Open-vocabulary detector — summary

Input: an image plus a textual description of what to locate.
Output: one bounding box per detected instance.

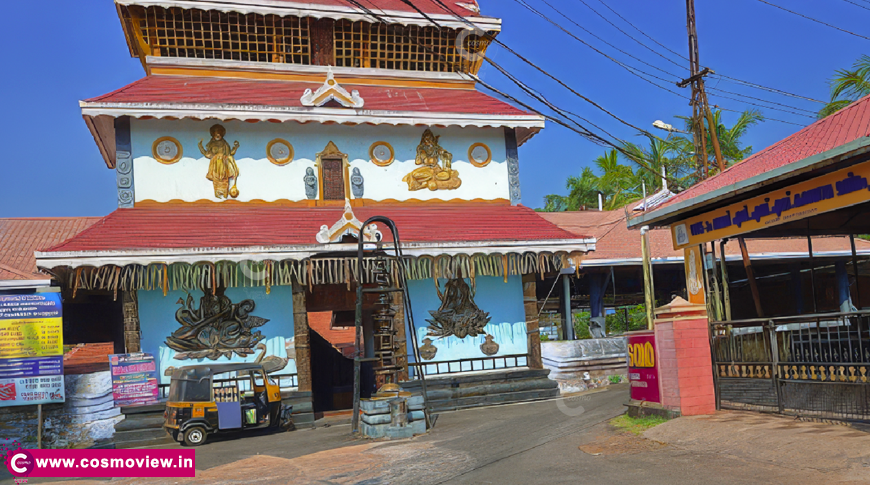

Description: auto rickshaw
[163,363,293,446]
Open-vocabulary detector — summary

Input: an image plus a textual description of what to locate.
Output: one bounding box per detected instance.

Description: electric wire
[510,0,813,124]
[572,0,687,70]
[538,0,684,81]
[391,0,686,183]
[592,0,691,63]
[842,0,870,11]
[706,87,818,115]
[583,0,826,104]
[754,0,870,41]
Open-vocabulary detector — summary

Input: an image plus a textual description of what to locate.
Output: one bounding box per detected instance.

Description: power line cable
[397,0,687,182]
[508,0,811,125]
[592,0,691,62]
[706,87,818,116]
[571,0,687,70]
[754,0,870,41]
[842,0,870,11]
[537,0,684,81]
[714,75,825,104]
[707,93,816,118]
[588,0,826,104]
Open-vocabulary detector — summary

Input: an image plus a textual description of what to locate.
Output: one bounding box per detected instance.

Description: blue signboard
[0,356,63,378]
[0,292,64,407]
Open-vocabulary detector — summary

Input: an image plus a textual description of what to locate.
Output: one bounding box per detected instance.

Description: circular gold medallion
[267,139,294,165]
[468,143,492,167]
[369,141,395,167]
[152,136,183,164]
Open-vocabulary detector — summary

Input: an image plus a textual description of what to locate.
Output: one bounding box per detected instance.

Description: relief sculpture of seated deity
[403,129,462,191]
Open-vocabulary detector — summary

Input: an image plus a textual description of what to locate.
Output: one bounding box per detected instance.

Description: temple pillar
[523,274,543,369]
[122,291,141,353]
[292,282,312,392]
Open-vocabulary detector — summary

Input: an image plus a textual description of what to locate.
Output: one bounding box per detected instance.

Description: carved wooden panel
[310,18,335,66]
[322,158,345,200]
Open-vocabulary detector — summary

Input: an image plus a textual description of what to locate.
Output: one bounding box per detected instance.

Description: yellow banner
[0,318,63,359]
[670,160,870,249]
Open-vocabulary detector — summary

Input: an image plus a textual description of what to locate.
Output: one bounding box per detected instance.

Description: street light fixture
[652,120,690,134]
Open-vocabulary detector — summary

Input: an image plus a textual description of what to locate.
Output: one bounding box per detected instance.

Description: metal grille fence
[712,312,870,421]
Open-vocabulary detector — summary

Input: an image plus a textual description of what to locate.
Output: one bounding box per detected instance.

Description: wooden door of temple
[321,158,345,200]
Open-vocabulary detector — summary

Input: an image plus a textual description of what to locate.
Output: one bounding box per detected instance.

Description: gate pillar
[654,297,716,416]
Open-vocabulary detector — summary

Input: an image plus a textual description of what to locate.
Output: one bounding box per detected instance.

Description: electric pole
[679,0,725,177]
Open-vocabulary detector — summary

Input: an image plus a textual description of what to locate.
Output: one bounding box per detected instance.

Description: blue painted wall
[406,275,528,374]
[137,286,296,383]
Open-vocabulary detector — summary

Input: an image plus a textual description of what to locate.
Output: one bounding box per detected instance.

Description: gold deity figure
[403,129,461,191]
[199,124,240,199]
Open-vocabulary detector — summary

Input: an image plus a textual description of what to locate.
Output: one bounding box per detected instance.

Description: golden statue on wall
[403,129,462,191]
[199,124,240,199]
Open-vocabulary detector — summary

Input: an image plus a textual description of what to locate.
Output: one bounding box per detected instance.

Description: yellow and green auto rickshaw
[163,363,292,446]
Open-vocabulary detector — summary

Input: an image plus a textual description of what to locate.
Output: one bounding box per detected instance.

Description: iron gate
[711,311,870,421]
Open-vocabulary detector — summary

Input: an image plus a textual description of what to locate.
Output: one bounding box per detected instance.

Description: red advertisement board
[627,332,660,403]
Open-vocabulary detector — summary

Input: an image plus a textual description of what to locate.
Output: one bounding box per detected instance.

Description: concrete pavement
[10,384,870,484]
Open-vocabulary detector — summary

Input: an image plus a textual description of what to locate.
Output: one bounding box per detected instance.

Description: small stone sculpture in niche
[403,129,462,191]
[480,335,500,356]
[304,167,318,200]
[165,288,269,360]
[426,278,491,339]
[419,338,438,361]
[199,124,240,199]
[351,167,364,198]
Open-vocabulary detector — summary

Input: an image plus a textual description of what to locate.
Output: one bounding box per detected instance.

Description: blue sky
[1,0,867,216]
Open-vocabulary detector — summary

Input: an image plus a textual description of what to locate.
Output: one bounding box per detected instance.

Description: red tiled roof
[42,204,581,253]
[541,210,870,261]
[658,94,870,211]
[0,218,100,280]
[84,75,532,117]
[308,311,355,358]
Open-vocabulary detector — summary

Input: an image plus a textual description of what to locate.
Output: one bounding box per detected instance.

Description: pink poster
[627,332,660,403]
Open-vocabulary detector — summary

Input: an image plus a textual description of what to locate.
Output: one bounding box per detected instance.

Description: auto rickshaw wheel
[183,426,207,446]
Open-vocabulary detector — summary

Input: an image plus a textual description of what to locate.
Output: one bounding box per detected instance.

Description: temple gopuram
[34,0,593,423]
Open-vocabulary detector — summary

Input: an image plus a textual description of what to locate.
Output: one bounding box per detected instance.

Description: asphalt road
[9,384,863,484]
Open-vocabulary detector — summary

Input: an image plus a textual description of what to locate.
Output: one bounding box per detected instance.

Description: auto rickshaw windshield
[168,368,212,402]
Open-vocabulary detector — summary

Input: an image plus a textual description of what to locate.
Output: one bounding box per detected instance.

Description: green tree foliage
[540,109,763,211]
[819,55,870,119]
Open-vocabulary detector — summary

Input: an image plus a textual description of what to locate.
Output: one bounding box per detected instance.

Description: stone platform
[542,338,628,393]
[401,367,560,412]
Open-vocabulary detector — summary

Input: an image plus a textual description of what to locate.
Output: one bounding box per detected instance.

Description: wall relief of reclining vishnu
[166,288,269,360]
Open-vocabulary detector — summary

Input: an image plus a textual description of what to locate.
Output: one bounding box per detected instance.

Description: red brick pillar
[654,297,715,416]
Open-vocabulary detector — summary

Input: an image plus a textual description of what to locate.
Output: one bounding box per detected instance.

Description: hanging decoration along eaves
[60,252,584,296]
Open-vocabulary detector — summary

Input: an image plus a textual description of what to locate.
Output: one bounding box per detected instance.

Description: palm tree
[679,109,764,174]
[819,55,870,119]
[542,167,600,212]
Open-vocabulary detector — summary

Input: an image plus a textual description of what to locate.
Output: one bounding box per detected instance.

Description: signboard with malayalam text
[627,332,660,404]
[670,159,870,250]
[0,293,64,407]
[109,353,159,407]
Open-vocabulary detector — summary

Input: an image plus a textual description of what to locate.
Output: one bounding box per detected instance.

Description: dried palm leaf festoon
[58,251,586,298]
